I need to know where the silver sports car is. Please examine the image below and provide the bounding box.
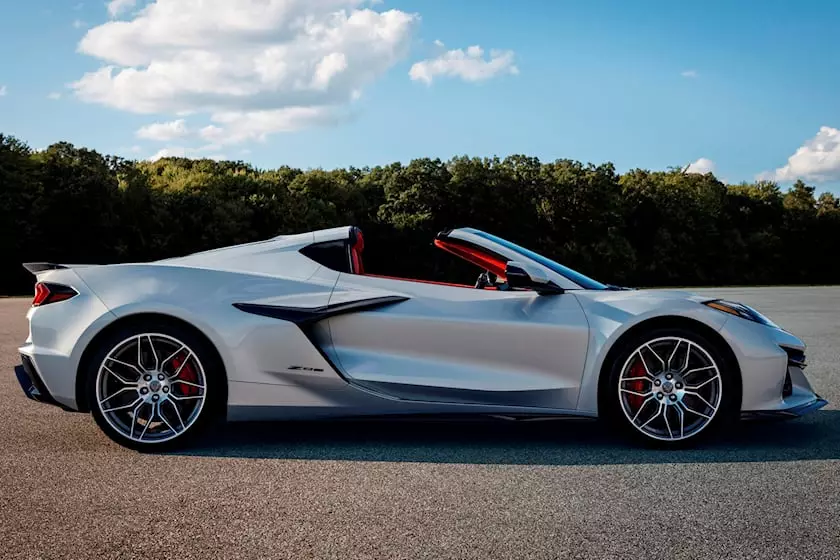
[15,226,827,450]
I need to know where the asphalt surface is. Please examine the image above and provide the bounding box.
[1,288,839,560]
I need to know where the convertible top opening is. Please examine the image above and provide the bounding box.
[299,225,607,292]
[347,227,510,289]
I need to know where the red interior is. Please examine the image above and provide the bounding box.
[433,239,507,280]
[350,229,365,274]
[349,229,508,289]
[363,273,476,288]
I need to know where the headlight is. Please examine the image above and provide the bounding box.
[702,299,779,328]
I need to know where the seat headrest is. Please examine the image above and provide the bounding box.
[351,227,364,252]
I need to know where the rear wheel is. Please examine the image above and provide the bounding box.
[604,327,738,447]
[85,321,225,451]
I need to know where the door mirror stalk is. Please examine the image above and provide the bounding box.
[505,261,564,295]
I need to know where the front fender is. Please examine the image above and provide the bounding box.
[573,292,729,414]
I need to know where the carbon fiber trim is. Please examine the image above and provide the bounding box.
[14,355,76,411]
[232,296,409,326]
[741,397,829,419]
[22,262,69,274]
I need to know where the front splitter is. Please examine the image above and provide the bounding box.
[741,397,829,420]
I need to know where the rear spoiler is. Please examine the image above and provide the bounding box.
[22,262,99,275]
[22,263,70,274]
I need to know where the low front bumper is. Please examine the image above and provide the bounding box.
[14,354,75,411]
[737,332,829,420]
[742,396,829,420]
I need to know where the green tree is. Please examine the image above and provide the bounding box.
[2,132,840,294]
[0,135,40,293]
[29,142,122,265]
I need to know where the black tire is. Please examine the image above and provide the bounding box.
[600,326,739,448]
[85,319,226,452]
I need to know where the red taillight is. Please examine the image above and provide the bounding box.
[32,282,78,307]
[33,283,50,306]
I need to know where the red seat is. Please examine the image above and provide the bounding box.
[350,229,365,274]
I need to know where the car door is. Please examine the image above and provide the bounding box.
[325,274,590,410]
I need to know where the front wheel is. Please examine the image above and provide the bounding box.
[85,321,225,451]
[604,328,738,447]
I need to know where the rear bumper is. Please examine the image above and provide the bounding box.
[14,354,75,411]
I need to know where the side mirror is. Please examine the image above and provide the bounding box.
[505,261,564,295]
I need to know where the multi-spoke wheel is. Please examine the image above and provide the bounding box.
[86,321,225,451]
[603,327,737,446]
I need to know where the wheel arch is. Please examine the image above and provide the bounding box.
[75,312,228,413]
[595,315,742,415]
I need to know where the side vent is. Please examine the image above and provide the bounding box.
[782,372,793,399]
[781,346,806,369]
[780,346,803,400]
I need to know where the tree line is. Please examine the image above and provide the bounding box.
[2,133,839,295]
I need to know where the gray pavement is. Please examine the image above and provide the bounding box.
[1,288,839,559]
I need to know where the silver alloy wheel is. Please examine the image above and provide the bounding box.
[95,333,207,444]
[618,336,722,441]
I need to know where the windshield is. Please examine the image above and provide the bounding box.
[464,229,609,290]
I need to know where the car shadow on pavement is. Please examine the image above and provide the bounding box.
[176,409,840,465]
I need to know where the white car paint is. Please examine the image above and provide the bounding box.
[17,225,824,429]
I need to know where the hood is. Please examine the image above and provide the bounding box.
[574,287,707,303]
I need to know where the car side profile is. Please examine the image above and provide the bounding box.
[14,226,827,450]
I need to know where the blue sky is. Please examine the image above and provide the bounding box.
[1,0,839,192]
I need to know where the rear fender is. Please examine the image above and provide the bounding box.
[73,264,344,389]
[18,267,116,409]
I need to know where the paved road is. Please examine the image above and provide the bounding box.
[1,288,839,560]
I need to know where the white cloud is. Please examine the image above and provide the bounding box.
[147,146,227,161]
[201,107,340,146]
[311,52,349,90]
[107,0,136,18]
[147,147,187,161]
[198,125,223,143]
[0,85,7,96]
[686,157,716,174]
[73,19,87,29]
[758,126,840,183]
[681,70,698,78]
[136,119,190,141]
[409,43,518,85]
[73,0,418,145]
[47,92,62,100]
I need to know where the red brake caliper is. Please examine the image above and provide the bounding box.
[626,359,647,410]
[170,354,199,396]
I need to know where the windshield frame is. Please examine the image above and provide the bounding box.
[461,229,609,291]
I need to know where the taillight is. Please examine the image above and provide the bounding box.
[32,282,78,307]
